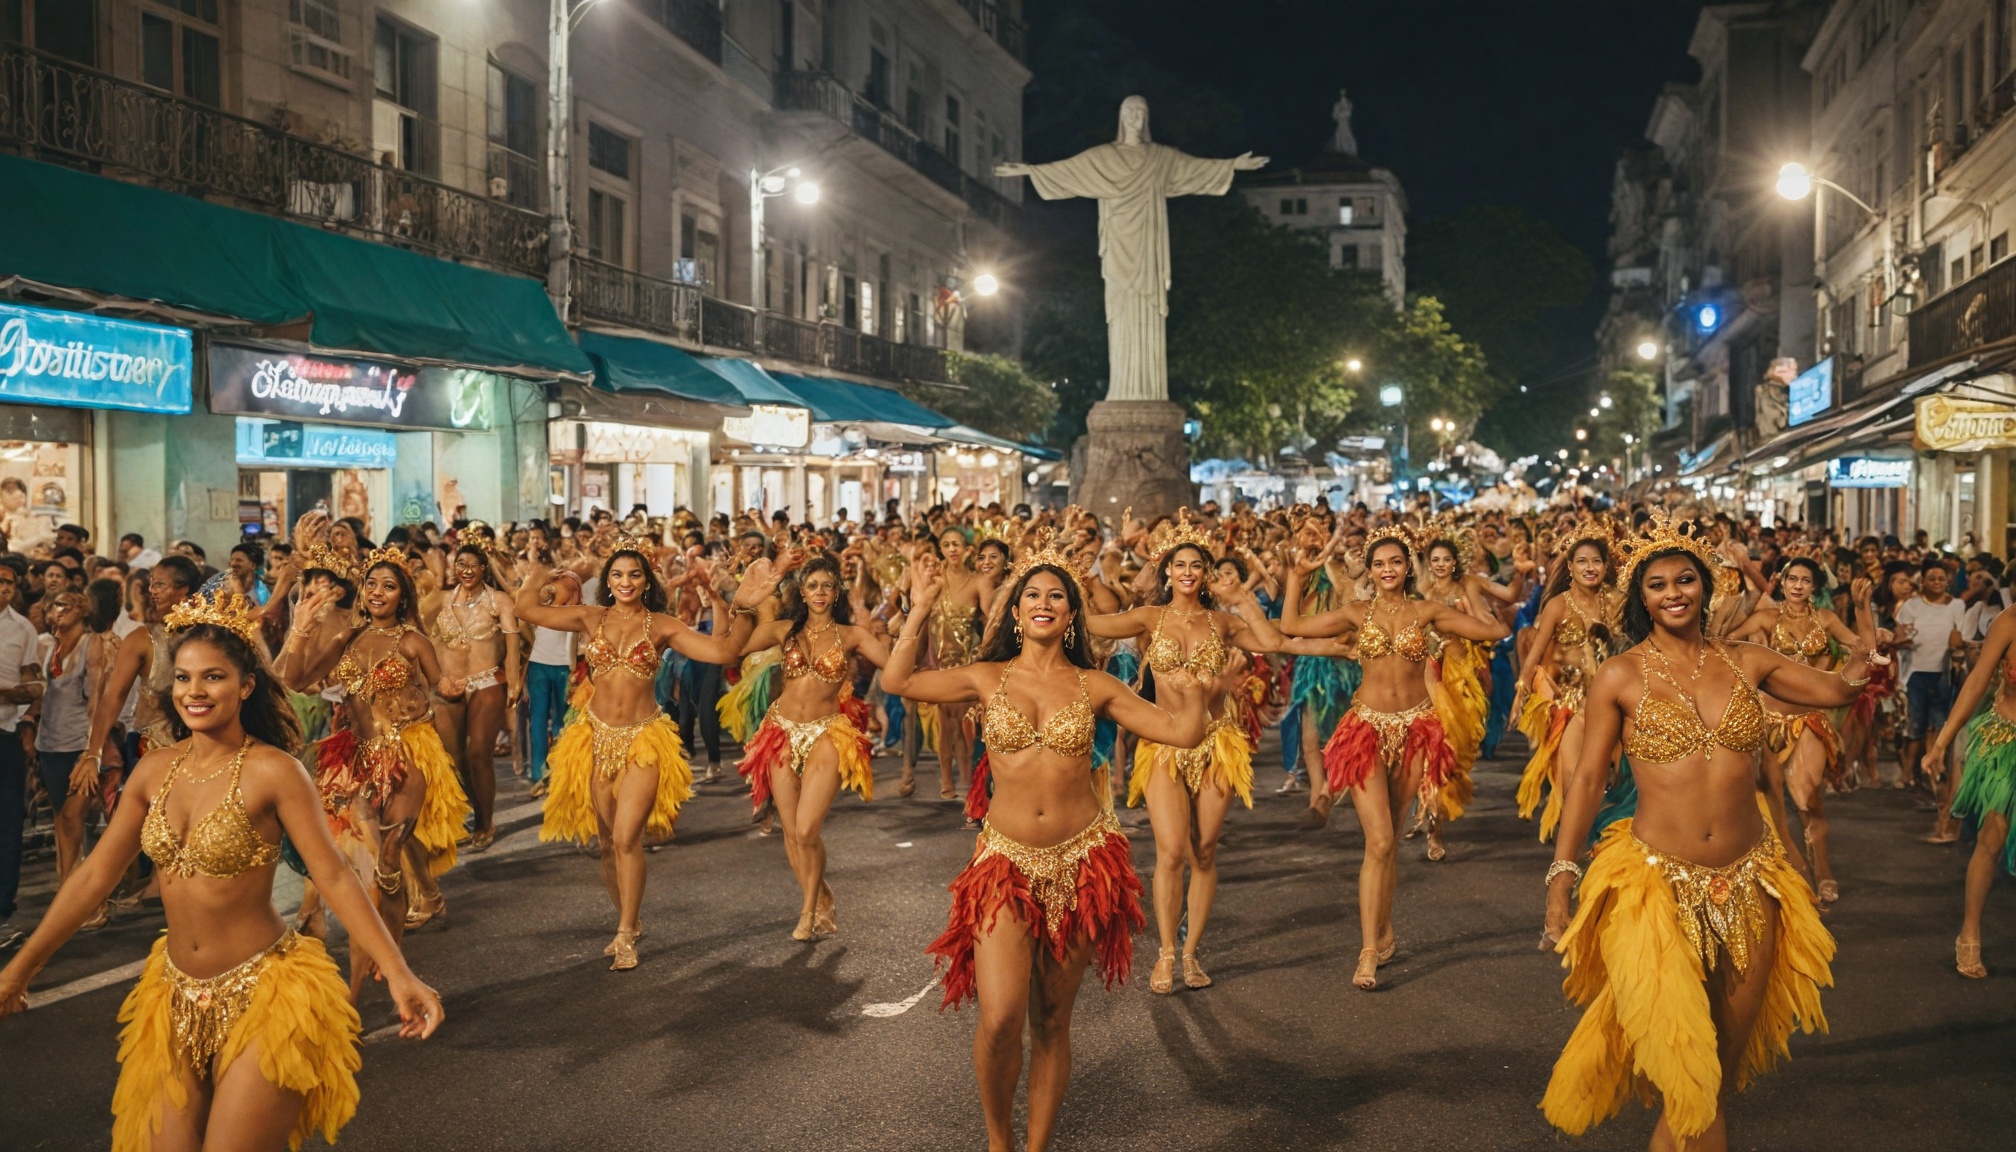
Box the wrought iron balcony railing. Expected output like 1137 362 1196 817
0 42 549 279
775 70 1017 231
631 0 723 65
572 256 952 385
1907 252 2016 367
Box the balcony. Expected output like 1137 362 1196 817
1907 254 2016 366
0 43 548 279
955 1 1026 62
775 70 1018 231
573 257 952 384
631 0 723 66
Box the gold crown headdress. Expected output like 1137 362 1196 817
295 541 357 583
609 532 659 560
1362 520 1422 563
1617 511 1723 588
360 543 409 574
1419 514 1480 570
1144 509 1217 565
164 591 263 647
1007 529 1089 600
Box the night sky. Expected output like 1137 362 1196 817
1038 0 1708 260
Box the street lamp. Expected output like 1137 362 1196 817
1379 384 1403 407
1777 160 1893 313
546 0 615 316
750 163 820 308
1599 394 1613 409
1346 357 1364 373
1574 429 1588 441
972 272 1000 296
1635 339 1660 361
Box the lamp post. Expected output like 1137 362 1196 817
749 165 820 309
546 0 613 320
1777 161 1892 315
1379 383 1407 498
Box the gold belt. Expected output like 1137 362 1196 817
586 711 655 781
1169 716 1238 791
976 811 1123 937
1633 823 1781 977
765 708 841 776
163 930 297 1076
1351 699 1435 764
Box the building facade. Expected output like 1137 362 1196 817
1238 91 1406 302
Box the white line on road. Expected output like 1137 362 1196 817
861 979 938 1018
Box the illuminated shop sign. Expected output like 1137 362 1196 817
235 417 398 469
210 344 493 431
720 403 809 448
1826 456 1911 489
1787 358 1833 427
0 301 192 413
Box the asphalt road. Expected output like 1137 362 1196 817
4 739 2013 1151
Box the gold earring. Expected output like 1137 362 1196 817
1066 620 1076 645
1014 618 1023 639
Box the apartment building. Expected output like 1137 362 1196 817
1239 92 1407 303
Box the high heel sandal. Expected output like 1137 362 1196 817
1149 947 1177 994
609 929 640 971
1352 947 1380 990
1376 935 1396 964
813 884 837 937
1957 936 1987 979
1181 954 1211 989
604 925 644 956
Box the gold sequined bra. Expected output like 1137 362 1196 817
1769 611 1831 659
984 661 1094 757
141 738 280 879
782 630 849 684
333 642 415 705
585 610 661 680
1144 607 1227 678
1358 601 1431 662
1622 642 1767 765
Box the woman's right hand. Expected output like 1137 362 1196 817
292 509 330 546
910 555 945 608
384 970 444 1039
0 966 29 1018
1542 874 1575 947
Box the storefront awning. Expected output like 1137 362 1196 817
0 153 591 380
580 332 749 408
938 423 1061 460
694 356 806 406
767 371 954 428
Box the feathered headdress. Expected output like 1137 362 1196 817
164 591 263 646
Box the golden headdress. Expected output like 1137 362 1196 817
1007 528 1088 600
164 591 263 647
295 541 357 583
1362 520 1422 563
1144 509 1217 564
1616 511 1723 588
360 542 409 574
1556 514 1625 569
1419 514 1480 570
609 532 659 560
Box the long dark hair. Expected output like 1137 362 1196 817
1622 548 1714 646
784 553 852 643
598 548 668 612
361 560 421 628
1152 543 1217 609
159 624 305 755
1543 537 1616 605
976 564 1095 669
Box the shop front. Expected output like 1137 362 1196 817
1911 392 2016 553
0 300 193 550
714 403 814 519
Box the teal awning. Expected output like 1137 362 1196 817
693 356 805 406
938 423 1061 460
0 153 591 378
580 332 747 407
767 371 953 427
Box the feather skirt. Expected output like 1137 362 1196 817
539 712 692 846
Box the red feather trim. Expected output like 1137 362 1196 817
736 719 790 813
964 753 992 821
926 831 1143 1011
1322 711 1380 793
1406 712 1459 790
839 688 871 731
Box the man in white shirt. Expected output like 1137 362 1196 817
0 558 46 948
117 533 163 571
524 571 580 797
1897 560 1969 793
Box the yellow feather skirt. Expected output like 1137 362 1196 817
717 648 781 745
1424 639 1487 821
112 934 361 1152
403 722 469 876
1515 687 1576 842
1541 818 1834 1142
539 711 692 846
1128 721 1255 809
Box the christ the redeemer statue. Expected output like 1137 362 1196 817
996 96 1266 402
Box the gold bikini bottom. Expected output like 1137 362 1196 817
1632 821 1785 977
766 709 844 777
585 711 655 781
976 811 1124 938
163 930 300 1076
1350 699 1437 765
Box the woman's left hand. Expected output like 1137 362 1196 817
386 971 445 1039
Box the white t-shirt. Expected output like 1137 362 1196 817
0 607 38 733
112 613 144 725
1896 595 1970 677
529 625 574 667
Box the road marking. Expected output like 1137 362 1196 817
895 841 914 848
861 979 938 1018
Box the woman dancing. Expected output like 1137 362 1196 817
1729 556 1864 905
1414 525 1518 858
919 528 995 803
0 592 441 1152
277 526 469 981
733 552 887 940
1542 517 1871 1151
430 541 521 852
1088 518 1285 994
1280 525 1508 989
1919 600 2016 978
884 540 1205 1152
515 537 766 969
1515 521 1623 842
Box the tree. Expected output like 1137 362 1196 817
903 352 1059 442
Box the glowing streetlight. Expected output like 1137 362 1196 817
1599 394 1613 409
1379 385 1404 407
1574 429 1588 441
1345 357 1364 373
793 180 821 204
1557 449 1569 460
1775 162 1813 201
1589 407 1600 418
972 272 1000 296
1636 339 1660 361
1429 417 1446 432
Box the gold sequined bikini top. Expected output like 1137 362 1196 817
1358 599 1431 662
1144 607 1227 677
1623 642 1767 764
1769 610 1831 660
585 610 660 680
782 627 849 684
984 661 1094 757
140 738 279 879
1555 593 1595 649
333 633 417 705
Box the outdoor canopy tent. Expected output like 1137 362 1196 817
0 152 591 378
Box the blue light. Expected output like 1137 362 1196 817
1696 304 1720 331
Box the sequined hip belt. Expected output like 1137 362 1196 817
1169 717 1240 791
1349 699 1436 765
1631 823 1782 977
763 707 843 777
163 930 298 1076
585 710 658 781
463 666 501 692
976 811 1125 937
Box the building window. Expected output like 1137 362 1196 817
906 292 923 344
1338 245 1359 268
842 273 860 329
944 95 962 166
288 0 351 85
1994 232 2010 264
588 122 631 179
1973 244 1987 276
866 47 890 109
486 64 538 206
141 1 222 107
906 86 925 135
373 16 438 174
587 188 627 264
1338 200 1354 225
6 0 97 66
679 213 718 286
1953 256 1968 287
777 0 794 71
1280 198 1308 216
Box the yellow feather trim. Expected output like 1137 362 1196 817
539 712 692 846
1128 723 1254 808
402 723 469 876
1515 690 1573 842
717 649 781 744
1425 640 1487 821
113 934 361 1152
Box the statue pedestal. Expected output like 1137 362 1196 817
1071 400 1195 523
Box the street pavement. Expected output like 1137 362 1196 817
3 738 2013 1151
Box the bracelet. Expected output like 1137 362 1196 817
1544 860 1583 886
1835 666 1870 688
78 752 100 766
892 634 921 646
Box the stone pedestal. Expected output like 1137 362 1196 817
1070 400 1195 523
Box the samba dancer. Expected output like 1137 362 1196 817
429 539 521 852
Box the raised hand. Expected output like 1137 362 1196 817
1231 151 1270 171
735 558 782 608
910 554 946 607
